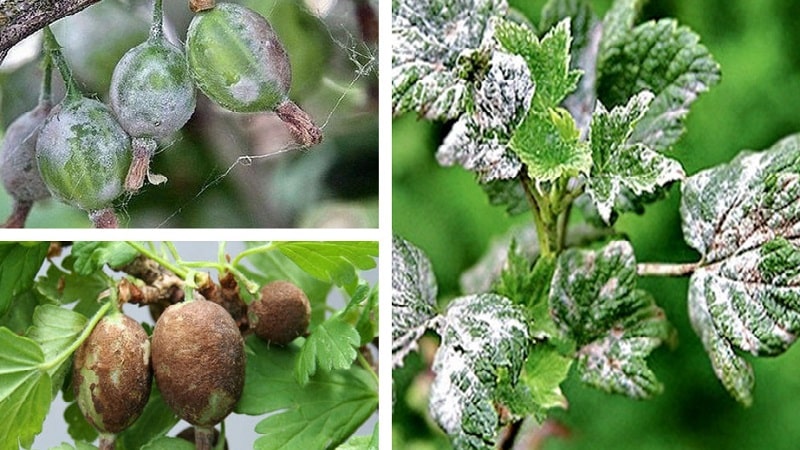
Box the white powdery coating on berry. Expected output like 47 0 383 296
0 105 51 201
230 77 260 103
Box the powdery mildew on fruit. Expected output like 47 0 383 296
428 294 529 448
0 105 51 202
392 0 507 120
549 241 670 398
436 51 532 181
391 236 439 368
681 134 800 404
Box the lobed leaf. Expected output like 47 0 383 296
597 16 720 151
71 241 138 275
429 294 529 449
436 51 532 181
392 236 439 368
586 91 685 223
392 0 507 119
680 134 800 405
274 241 377 292
295 316 361 385
236 337 378 450
550 241 670 398
0 242 49 318
26 304 87 398
520 344 572 414
140 437 195 450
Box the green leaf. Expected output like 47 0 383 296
0 242 49 318
586 91 684 223
550 241 671 398
435 51 532 182
116 384 179 450
140 437 195 450
0 328 51 450
48 443 98 450
71 241 138 275
0 290 51 336
598 0 643 57
392 236 439 368
236 337 378 450
36 258 108 315
392 0 506 119
274 241 377 292
429 294 529 450
238 244 332 329
295 316 361 385
496 18 581 109
26 304 87 397
510 109 592 181
355 285 379 345
64 401 98 443
680 134 800 405
520 344 572 414
597 17 720 151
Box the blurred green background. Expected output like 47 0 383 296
393 0 800 449
0 0 378 228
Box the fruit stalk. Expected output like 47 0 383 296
194 426 215 450
42 27 81 103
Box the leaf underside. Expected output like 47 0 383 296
681 134 800 405
550 241 670 398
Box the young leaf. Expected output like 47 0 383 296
295 316 361 385
680 134 800 405
236 337 378 450
274 241 378 292
429 294 529 449
436 51 532 182
392 236 439 368
550 241 671 398
597 17 720 151
0 328 52 450
586 91 685 223
0 241 49 318
71 241 138 275
520 344 572 415
392 0 507 119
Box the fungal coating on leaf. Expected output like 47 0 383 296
151 299 245 427
72 313 152 434
248 280 310 345
186 3 291 112
110 38 196 140
0 103 51 202
35 97 131 211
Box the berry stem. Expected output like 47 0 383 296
41 26 81 102
39 48 53 106
1 200 33 228
194 425 215 450
637 262 699 277
275 101 323 147
98 433 116 450
125 137 158 192
89 208 120 228
149 0 165 40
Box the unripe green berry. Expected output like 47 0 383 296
248 280 311 345
73 312 152 434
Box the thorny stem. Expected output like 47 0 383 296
637 262 699 277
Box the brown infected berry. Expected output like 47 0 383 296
151 299 245 427
248 280 311 345
72 313 152 434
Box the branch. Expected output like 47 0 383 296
637 262 699 277
0 0 100 60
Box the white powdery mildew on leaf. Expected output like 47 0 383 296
681 134 800 404
391 236 439 368
436 51 533 181
429 294 529 449
549 240 670 398
392 0 507 120
586 91 685 223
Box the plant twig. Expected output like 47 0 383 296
0 0 101 63
637 262 699 277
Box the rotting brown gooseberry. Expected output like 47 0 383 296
248 280 311 345
151 296 245 446
72 311 151 448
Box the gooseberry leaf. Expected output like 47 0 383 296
26 304 87 397
140 437 195 450
586 91 685 223
550 241 671 398
71 241 138 275
116 384 179 450
392 236 439 368
0 241 49 318
429 294 529 450
295 315 361 385
520 344 572 415
236 337 378 450
597 15 720 151
436 51 532 181
0 328 52 450
274 241 377 293
48 443 98 450
680 134 800 405
392 0 507 119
